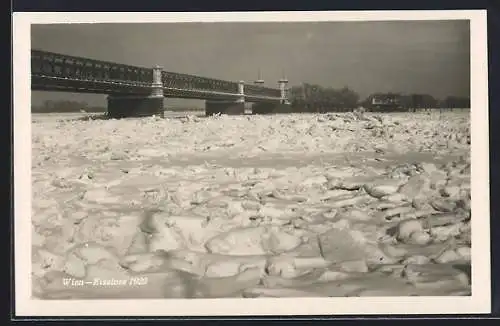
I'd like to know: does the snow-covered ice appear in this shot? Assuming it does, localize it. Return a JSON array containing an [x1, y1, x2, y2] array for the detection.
[[31, 110, 471, 299]]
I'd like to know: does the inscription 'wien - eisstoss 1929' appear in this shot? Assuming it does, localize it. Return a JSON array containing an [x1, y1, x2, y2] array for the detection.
[[62, 277, 148, 287]]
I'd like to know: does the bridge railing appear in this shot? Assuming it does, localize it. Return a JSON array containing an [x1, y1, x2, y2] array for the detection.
[[244, 84, 282, 98], [161, 71, 239, 94], [31, 50, 154, 85]]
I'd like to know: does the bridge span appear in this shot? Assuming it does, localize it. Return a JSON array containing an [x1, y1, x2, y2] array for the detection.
[[31, 50, 291, 118]]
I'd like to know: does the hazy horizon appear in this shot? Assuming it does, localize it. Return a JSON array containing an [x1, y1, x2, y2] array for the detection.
[[31, 20, 470, 108]]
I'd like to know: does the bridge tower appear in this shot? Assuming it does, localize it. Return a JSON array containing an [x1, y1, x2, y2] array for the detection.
[[237, 80, 245, 104], [151, 65, 164, 97], [278, 74, 290, 105], [107, 65, 165, 118], [254, 69, 265, 85]]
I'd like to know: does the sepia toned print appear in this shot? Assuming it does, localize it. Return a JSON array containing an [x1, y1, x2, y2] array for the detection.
[[13, 11, 490, 316]]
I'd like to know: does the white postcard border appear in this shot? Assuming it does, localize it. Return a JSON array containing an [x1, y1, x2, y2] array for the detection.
[[13, 10, 490, 316]]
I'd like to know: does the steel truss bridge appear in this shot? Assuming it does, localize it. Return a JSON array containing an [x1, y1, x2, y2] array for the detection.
[[31, 50, 285, 103]]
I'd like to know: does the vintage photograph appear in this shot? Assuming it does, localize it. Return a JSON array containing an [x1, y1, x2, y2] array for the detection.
[[14, 11, 490, 316]]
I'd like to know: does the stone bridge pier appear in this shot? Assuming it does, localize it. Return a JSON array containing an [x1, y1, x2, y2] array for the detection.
[[251, 78, 291, 114], [107, 65, 164, 118], [205, 81, 245, 116], [204, 77, 292, 116]]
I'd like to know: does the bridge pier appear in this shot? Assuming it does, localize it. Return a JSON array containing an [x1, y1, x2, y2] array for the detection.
[[205, 80, 245, 116], [251, 78, 291, 115], [107, 65, 165, 119], [205, 100, 245, 116], [107, 95, 164, 118]]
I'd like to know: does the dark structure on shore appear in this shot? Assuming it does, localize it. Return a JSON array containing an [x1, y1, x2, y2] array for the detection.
[[362, 93, 470, 112], [364, 93, 403, 111]]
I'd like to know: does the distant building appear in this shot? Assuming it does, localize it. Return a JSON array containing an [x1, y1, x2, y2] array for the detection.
[[367, 93, 402, 111]]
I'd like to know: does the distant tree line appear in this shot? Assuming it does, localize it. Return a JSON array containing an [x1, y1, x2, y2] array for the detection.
[[32, 100, 106, 113], [289, 83, 360, 112], [287, 83, 470, 112], [438, 96, 471, 109]]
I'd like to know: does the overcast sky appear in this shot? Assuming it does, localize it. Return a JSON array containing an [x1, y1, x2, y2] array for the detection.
[[31, 20, 470, 108]]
